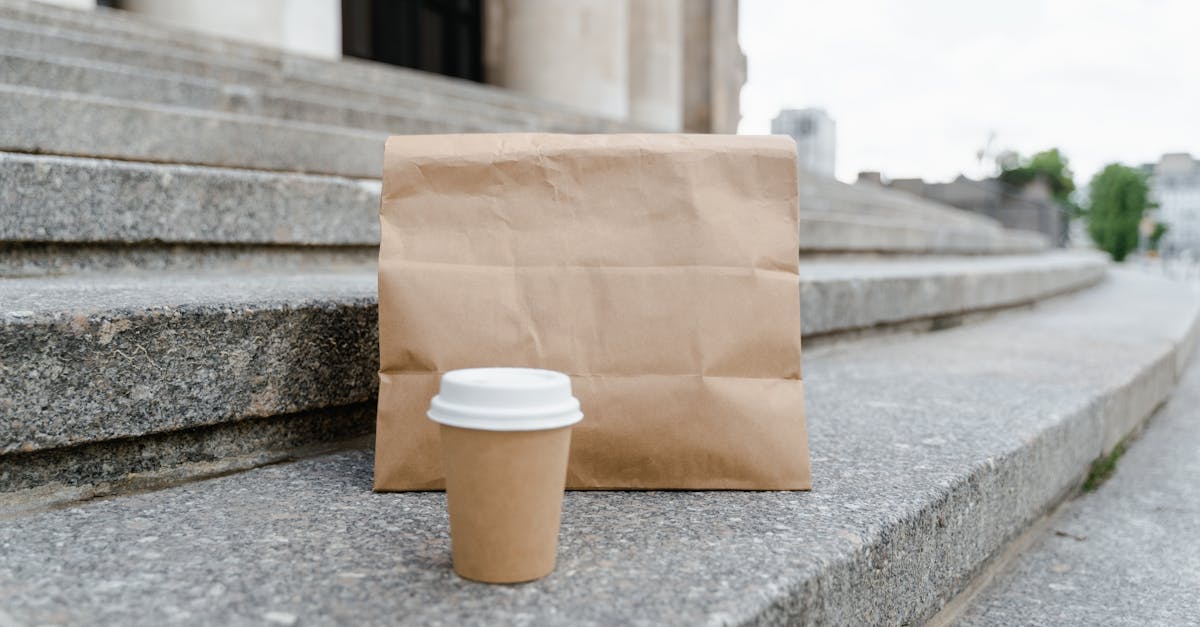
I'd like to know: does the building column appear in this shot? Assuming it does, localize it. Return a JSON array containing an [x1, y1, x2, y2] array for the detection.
[[495, 0, 630, 120], [627, 0, 683, 131], [682, 0, 745, 133], [708, 0, 746, 134], [120, 0, 342, 60]]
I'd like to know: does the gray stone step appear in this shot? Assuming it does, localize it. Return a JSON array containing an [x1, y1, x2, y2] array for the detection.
[[0, 0, 288, 63], [0, 15, 630, 134], [0, 0, 632, 131], [0, 85, 386, 177], [800, 169, 1020, 231], [0, 252, 1105, 499], [953, 323, 1200, 626], [0, 0, 607, 122], [800, 213, 1046, 255], [0, 152, 1052, 277], [0, 48, 504, 134], [0, 270, 1193, 625]]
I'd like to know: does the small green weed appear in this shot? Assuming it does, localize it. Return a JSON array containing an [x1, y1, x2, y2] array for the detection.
[[1082, 441, 1126, 492]]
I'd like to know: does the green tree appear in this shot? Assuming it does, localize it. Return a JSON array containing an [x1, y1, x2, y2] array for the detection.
[[1086, 164, 1151, 262], [1149, 223, 1168, 252], [999, 148, 1077, 211]]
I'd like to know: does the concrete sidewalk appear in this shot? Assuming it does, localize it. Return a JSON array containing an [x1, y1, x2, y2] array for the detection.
[[958, 341, 1200, 626]]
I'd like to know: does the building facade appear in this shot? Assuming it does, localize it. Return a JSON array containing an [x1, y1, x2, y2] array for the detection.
[[1148, 153, 1200, 253], [42, 0, 744, 133], [770, 108, 836, 178]]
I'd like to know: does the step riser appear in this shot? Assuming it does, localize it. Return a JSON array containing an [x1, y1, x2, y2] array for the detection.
[[0, 404, 374, 502], [800, 215, 1045, 254], [2, 292, 379, 456], [0, 152, 380, 245], [1, 243, 376, 277], [801, 261, 1105, 337]]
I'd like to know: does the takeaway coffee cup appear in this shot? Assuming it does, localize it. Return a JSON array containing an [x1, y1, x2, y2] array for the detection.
[[428, 367, 582, 583]]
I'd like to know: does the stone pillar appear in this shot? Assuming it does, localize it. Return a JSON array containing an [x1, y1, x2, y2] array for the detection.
[[709, 0, 746, 134], [496, 0, 630, 120], [681, 0, 745, 133], [120, 0, 342, 59], [681, 0, 713, 133], [627, 0, 683, 131]]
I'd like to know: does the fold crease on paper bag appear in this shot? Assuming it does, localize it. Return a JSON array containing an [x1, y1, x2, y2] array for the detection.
[[375, 133, 810, 491]]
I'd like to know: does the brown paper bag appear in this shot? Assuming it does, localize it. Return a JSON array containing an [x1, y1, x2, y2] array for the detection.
[[375, 134, 810, 490]]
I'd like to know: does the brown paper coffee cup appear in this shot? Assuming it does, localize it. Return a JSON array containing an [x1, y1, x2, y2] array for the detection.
[[427, 368, 583, 583], [440, 424, 573, 583]]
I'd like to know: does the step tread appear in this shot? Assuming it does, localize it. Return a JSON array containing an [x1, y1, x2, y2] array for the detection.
[[958, 320, 1200, 626], [0, 270, 1194, 625], [0, 253, 1105, 457]]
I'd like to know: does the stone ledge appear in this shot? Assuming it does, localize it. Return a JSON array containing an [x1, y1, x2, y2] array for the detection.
[[1, 254, 1104, 488], [0, 271, 1193, 625]]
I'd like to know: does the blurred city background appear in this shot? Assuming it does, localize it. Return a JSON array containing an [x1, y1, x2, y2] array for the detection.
[[2, 1, 1199, 624]]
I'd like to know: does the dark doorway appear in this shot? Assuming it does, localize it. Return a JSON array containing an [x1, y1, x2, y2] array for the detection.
[[342, 0, 483, 82]]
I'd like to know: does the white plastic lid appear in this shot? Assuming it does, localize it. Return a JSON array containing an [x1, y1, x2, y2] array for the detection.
[[427, 368, 583, 431]]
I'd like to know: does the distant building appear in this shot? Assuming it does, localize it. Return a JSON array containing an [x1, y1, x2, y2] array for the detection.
[[858, 173, 1067, 245], [1148, 153, 1200, 252], [771, 108, 836, 178]]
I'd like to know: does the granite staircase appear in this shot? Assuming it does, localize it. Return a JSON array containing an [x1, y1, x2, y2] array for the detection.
[[1, 1, 1196, 625]]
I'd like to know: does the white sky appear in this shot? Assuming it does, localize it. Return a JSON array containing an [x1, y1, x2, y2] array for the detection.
[[738, 0, 1200, 184]]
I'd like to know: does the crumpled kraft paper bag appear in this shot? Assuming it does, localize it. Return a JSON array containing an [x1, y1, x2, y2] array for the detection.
[[375, 133, 811, 490]]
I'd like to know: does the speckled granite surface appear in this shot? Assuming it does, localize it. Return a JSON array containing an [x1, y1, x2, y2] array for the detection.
[[958, 336, 1200, 626], [0, 271, 378, 455], [1, 272, 1196, 625]]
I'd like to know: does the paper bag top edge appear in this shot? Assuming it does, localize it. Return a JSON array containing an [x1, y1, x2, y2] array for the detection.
[[384, 133, 797, 166]]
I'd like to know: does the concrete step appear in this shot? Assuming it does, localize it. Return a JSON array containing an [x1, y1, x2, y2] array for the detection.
[[1, 0, 291, 63], [0, 270, 1193, 625], [0, 15, 630, 134], [0, 152, 1054, 277], [0, 252, 1105, 500], [0, 0, 613, 124], [0, 85, 387, 177], [951, 317, 1200, 626], [0, 48, 505, 134], [800, 213, 1046, 255]]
